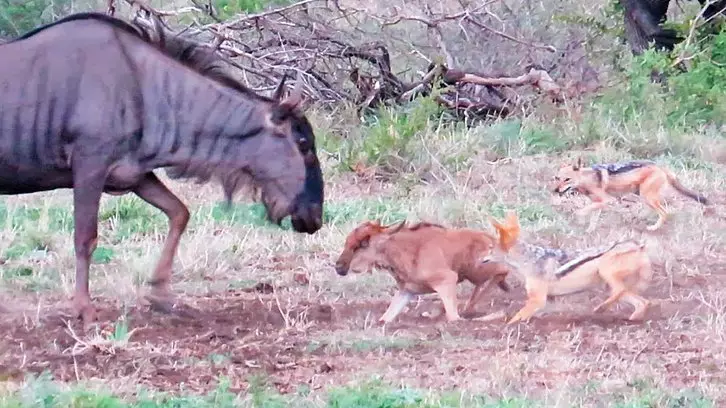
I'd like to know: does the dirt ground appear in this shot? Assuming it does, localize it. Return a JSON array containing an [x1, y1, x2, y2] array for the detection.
[[1, 266, 723, 401], [0, 155, 724, 404]]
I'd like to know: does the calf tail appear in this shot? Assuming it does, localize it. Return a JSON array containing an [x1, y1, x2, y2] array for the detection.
[[665, 169, 709, 205]]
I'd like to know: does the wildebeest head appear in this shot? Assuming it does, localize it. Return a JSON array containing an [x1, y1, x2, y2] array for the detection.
[[259, 74, 323, 234], [334, 220, 406, 276], [553, 157, 585, 196], [138, 15, 324, 235], [209, 73, 324, 235]]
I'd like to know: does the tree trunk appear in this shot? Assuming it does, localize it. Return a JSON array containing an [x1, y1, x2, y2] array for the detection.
[[619, 0, 682, 54]]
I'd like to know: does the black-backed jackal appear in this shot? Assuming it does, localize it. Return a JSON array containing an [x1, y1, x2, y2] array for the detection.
[[553, 158, 709, 231], [482, 211, 654, 325]]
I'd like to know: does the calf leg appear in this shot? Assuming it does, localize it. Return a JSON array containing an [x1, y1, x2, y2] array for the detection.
[[71, 163, 107, 324], [132, 173, 190, 312], [379, 289, 414, 323], [432, 279, 461, 322]]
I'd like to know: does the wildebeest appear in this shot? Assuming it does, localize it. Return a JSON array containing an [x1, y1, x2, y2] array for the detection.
[[1, 12, 324, 323]]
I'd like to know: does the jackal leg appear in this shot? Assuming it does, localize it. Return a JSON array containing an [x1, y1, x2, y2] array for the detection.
[[639, 177, 669, 231], [592, 277, 627, 314], [71, 162, 107, 325], [621, 292, 650, 321], [577, 191, 615, 231], [132, 173, 190, 312], [379, 290, 414, 323], [642, 194, 668, 231], [507, 278, 548, 325]]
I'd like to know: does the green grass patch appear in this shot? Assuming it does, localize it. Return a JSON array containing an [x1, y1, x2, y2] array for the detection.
[[0, 374, 714, 407]]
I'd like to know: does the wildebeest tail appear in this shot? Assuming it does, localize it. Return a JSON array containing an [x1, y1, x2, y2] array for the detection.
[[664, 168, 709, 205]]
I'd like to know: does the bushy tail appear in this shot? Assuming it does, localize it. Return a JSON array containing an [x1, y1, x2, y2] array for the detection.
[[665, 169, 709, 205]]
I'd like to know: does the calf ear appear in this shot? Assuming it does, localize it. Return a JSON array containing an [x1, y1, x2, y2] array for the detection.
[[385, 220, 406, 234], [574, 157, 584, 170]]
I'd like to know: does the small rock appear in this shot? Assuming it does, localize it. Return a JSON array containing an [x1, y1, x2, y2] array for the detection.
[[317, 362, 333, 373], [293, 272, 310, 285]]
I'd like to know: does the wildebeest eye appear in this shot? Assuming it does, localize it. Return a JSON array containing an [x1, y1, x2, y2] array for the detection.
[[298, 137, 311, 152]]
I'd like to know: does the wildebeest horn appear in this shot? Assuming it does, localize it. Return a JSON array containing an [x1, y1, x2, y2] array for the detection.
[[271, 73, 288, 101], [270, 72, 304, 124], [282, 71, 303, 108]]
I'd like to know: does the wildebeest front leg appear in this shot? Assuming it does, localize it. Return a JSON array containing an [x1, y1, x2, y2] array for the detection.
[[71, 166, 107, 324], [132, 173, 190, 313]]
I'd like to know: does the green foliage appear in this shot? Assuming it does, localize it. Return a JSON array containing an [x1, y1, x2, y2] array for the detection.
[[213, 0, 292, 18], [596, 27, 726, 130], [340, 95, 444, 171], [0, 0, 75, 38]]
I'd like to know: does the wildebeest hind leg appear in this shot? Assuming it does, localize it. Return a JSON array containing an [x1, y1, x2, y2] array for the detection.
[[132, 173, 191, 315]]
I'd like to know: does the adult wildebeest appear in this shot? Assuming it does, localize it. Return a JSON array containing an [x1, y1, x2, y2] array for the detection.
[[1, 12, 324, 323]]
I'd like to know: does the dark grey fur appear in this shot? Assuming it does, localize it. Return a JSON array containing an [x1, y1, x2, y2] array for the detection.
[[519, 243, 571, 273], [1, 12, 324, 321]]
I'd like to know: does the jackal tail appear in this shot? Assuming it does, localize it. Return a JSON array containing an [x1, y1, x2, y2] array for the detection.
[[664, 169, 709, 205]]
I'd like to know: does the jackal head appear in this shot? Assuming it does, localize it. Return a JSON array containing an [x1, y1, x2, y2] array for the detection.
[[480, 210, 521, 265], [553, 157, 586, 195]]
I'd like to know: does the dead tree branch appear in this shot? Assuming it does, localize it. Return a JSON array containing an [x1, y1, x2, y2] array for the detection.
[[108, 0, 594, 124]]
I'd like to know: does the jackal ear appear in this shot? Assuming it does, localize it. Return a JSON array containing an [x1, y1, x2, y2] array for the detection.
[[574, 157, 584, 170], [488, 214, 505, 228], [504, 210, 519, 227]]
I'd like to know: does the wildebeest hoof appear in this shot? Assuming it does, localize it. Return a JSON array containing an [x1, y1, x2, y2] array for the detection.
[[145, 293, 200, 319], [72, 297, 98, 325]]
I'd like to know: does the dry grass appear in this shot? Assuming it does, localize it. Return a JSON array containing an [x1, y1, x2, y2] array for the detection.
[[0, 102, 724, 407]]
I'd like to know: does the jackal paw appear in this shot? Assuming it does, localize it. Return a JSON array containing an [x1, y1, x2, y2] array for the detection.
[[628, 309, 648, 321], [592, 303, 610, 314]]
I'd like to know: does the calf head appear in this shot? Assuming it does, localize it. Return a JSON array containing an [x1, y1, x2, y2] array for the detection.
[[334, 220, 405, 276]]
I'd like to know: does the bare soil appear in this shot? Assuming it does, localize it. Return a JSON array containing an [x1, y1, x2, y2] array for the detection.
[[1, 265, 722, 400]]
